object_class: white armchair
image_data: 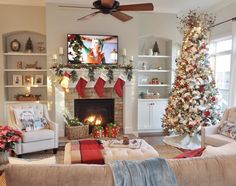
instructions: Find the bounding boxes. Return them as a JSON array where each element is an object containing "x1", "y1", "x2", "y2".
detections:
[
  {"x1": 7, "y1": 103, "x2": 59, "y2": 156},
  {"x1": 201, "y1": 107, "x2": 236, "y2": 147}
]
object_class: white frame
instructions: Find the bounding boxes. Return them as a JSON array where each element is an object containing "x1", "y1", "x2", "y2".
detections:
[
  {"x1": 24, "y1": 75, "x2": 33, "y2": 85},
  {"x1": 34, "y1": 75, "x2": 43, "y2": 85},
  {"x1": 13, "y1": 74, "x2": 22, "y2": 86}
]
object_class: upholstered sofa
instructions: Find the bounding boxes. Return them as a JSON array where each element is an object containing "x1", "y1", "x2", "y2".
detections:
[
  {"x1": 3, "y1": 155, "x2": 236, "y2": 186},
  {"x1": 201, "y1": 107, "x2": 236, "y2": 147}
]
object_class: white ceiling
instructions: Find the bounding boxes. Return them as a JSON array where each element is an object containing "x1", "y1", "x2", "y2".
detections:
[{"x1": 0, "y1": 0, "x2": 236, "y2": 13}]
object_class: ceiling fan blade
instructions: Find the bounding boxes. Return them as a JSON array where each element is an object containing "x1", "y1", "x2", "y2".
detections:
[
  {"x1": 111, "y1": 11, "x2": 133, "y2": 22},
  {"x1": 58, "y1": 5, "x2": 93, "y2": 9},
  {"x1": 101, "y1": 0, "x2": 115, "y2": 8},
  {"x1": 118, "y1": 3, "x2": 154, "y2": 11},
  {"x1": 77, "y1": 11, "x2": 101, "y2": 21}
]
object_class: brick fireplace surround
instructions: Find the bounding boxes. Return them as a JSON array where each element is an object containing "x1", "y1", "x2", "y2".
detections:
[{"x1": 65, "y1": 88, "x2": 123, "y2": 130}]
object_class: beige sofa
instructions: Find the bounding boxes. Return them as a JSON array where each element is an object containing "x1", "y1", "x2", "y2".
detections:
[{"x1": 4, "y1": 155, "x2": 236, "y2": 186}]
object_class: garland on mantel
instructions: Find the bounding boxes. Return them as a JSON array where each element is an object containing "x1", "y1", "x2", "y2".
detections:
[{"x1": 52, "y1": 63, "x2": 133, "y2": 84}]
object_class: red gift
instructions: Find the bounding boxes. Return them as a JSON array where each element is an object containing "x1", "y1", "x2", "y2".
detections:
[
  {"x1": 105, "y1": 123, "x2": 120, "y2": 138},
  {"x1": 93, "y1": 126, "x2": 104, "y2": 138}
]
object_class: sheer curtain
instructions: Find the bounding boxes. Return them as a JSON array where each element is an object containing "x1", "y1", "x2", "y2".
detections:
[{"x1": 229, "y1": 20, "x2": 236, "y2": 107}]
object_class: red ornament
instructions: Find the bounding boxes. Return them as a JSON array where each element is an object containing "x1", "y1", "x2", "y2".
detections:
[
  {"x1": 199, "y1": 85, "x2": 205, "y2": 93},
  {"x1": 211, "y1": 97, "x2": 216, "y2": 102},
  {"x1": 203, "y1": 110, "x2": 211, "y2": 118}
]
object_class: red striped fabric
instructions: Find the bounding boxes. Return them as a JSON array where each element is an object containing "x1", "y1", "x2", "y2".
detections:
[{"x1": 175, "y1": 148, "x2": 205, "y2": 159}]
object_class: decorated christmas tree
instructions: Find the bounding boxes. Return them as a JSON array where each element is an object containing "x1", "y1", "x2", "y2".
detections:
[{"x1": 162, "y1": 10, "x2": 222, "y2": 141}]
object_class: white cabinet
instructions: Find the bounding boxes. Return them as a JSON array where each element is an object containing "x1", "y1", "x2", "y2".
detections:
[
  {"x1": 138, "y1": 99, "x2": 167, "y2": 131},
  {"x1": 2, "y1": 31, "x2": 47, "y2": 104},
  {"x1": 136, "y1": 36, "x2": 172, "y2": 132}
]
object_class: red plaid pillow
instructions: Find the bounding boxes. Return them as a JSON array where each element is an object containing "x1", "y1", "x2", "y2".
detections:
[{"x1": 175, "y1": 148, "x2": 205, "y2": 159}]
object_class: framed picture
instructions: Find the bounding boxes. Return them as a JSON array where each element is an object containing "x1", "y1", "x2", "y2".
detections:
[
  {"x1": 35, "y1": 75, "x2": 43, "y2": 85},
  {"x1": 24, "y1": 75, "x2": 33, "y2": 85},
  {"x1": 13, "y1": 75, "x2": 22, "y2": 86}
]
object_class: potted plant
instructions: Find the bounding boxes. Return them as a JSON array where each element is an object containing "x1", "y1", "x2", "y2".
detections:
[
  {"x1": 64, "y1": 114, "x2": 89, "y2": 140},
  {"x1": 0, "y1": 126, "x2": 22, "y2": 171}
]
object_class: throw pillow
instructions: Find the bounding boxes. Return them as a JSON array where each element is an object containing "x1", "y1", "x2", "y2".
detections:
[
  {"x1": 8, "y1": 156, "x2": 56, "y2": 164},
  {"x1": 14, "y1": 108, "x2": 35, "y2": 132},
  {"x1": 34, "y1": 117, "x2": 50, "y2": 130},
  {"x1": 201, "y1": 142, "x2": 236, "y2": 157},
  {"x1": 218, "y1": 121, "x2": 236, "y2": 139}
]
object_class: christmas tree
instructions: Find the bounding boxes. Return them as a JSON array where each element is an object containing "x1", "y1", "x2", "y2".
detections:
[{"x1": 162, "y1": 10, "x2": 222, "y2": 137}]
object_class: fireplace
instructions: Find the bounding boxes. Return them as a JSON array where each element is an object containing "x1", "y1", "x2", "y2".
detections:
[{"x1": 74, "y1": 99, "x2": 114, "y2": 128}]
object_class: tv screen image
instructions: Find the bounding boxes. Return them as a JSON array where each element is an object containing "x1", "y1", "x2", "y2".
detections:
[{"x1": 67, "y1": 34, "x2": 118, "y2": 65}]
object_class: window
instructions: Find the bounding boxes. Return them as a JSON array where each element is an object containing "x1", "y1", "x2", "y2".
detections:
[{"x1": 209, "y1": 37, "x2": 232, "y2": 110}]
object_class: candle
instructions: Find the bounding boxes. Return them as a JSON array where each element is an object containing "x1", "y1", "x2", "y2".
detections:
[
  {"x1": 130, "y1": 56, "x2": 134, "y2": 61},
  {"x1": 122, "y1": 48, "x2": 127, "y2": 56},
  {"x1": 59, "y1": 47, "x2": 64, "y2": 55},
  {"x1": 52, "y1": 54, "x2": 58, "y2": 60}
]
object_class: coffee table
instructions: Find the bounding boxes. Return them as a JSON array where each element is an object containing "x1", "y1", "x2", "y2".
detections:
[{"x1": 64, "y1": 139, "x2": 159, "y2": 164}]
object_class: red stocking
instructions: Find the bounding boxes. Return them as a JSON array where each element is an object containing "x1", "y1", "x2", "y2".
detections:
[
  {"x1": 114, "y1": 75, "x2": 126, "y2": 97},
  {"x1": 94, "y1": 73, "x2": 107, "y2": 97},
  {"x1": 76, "y1": 76, "x2": 88, "y2": 97}
]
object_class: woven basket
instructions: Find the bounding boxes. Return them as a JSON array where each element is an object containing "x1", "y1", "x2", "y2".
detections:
[
  {"x1": 65, "y1": 125, "x2": 89, "y2": 140},
  {"x1": 144, "y1": 94, "x2": 160, "y2": 99}
]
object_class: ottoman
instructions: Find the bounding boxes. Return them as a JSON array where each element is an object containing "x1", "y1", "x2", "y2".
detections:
[{"x1": 64, "y1": 139, "x2": 159, "y2": 164}]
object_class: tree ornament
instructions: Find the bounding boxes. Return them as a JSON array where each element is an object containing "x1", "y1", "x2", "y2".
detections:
[{"x1": 25, "y1": 37, "x2": 33, "y2": 53}]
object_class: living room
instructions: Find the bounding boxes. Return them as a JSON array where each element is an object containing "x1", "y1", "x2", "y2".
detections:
[{"x1": 1, "y1": 0, "x2": 236, "y2": 186}]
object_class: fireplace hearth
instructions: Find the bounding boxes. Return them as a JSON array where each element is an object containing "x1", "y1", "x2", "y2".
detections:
[{"x1": 74, "y1": 99, "x2": 114, "y2": 128}]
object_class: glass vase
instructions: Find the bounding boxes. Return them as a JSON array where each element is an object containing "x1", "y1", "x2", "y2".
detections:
[{"x1": 0, "y1": 151, "x2": 9, "y2": 172}]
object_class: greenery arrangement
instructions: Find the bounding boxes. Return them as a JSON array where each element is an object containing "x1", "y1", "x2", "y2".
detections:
[{"x1": 64, "y1": 114, "x2": 84, "y2": 127}]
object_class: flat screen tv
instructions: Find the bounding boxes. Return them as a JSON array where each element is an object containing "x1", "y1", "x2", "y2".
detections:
[{"x1": 67, "y1": 34, "x2": 118, "y2": 65}]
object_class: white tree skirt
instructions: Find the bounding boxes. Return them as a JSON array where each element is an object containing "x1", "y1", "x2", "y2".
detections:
[{"x1": 163, "y1": 134, "x2": 201, "y2": 150}]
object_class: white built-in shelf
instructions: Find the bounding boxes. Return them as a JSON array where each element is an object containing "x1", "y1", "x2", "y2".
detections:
[
  {"x1": 137, "y1": 69, "x2": 170, "y2": 73},
  {"x1": 4, "y1": 69, "x2": 47, "y2": 72},
  {"x1": 5, "y1": 100, "x2": 48, "y2": 104},
  {"x1": 138, "y1": 55, "x2": 170, "y2": 58},
  {"x1": 5, "y1": 85, "x2": 47, "y2": 88},
  {"x1": 138, "y1": 84, "x2": 170, "y2": 87},
  {"x1": 3, "y1": 52, "x2": 47, "y2": 56}
]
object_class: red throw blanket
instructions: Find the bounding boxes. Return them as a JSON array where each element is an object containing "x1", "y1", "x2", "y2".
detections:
[
  {"x1": 79, "y1": 140, "x2": 104, "y2": 164},
  {"x1": 175, "y1": 147, "x2": 205, "y2": 159}
]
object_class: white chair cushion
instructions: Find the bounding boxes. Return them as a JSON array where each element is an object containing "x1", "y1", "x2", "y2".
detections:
[
  {"x1": 205, "y1": 134, "x2": 235, "y2": 147},
  {"x1": 201, "y1": 142, "x2": 236, "y2": 157},
  {"x1": 22, "y1": 129, "x2": 54, "y2": 143}
]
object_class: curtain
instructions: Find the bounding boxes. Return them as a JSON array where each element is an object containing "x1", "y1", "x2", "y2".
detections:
[{"x1": 229, "y1": 20, "x2": 236, "y2": 107}]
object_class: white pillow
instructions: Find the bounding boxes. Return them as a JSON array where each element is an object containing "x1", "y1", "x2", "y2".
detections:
[
  {"x1": 8, "y1": 156, "x2": 56, "y2": 164},
  {"x1": 14, "y1": 108, "x2": 35, "y2": 131},
  {"x1": 201, "y1": 142, "x2": 236, "y2": 157}
]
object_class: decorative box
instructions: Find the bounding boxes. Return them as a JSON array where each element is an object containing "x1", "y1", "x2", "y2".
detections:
[
  {"x1": 93, "y1": 125, "x2": 105, "y2": 138},
  {"x1": 105, "y1": 123, "x2": 120, "y2": 138},
  {"x1": 15, "y1": 94, "x2": 41, "y2": 101},
  {"x1": 65, "y1": 125, "x2": 89, "y2": 140}
]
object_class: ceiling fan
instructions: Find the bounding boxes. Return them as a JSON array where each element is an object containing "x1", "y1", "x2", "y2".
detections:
[{"x1": 59, "y1": 0, "x2": 154, "y2": 22}]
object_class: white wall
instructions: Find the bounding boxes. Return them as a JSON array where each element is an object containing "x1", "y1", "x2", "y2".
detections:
[
  {"x1": 0, "y1": 5, "x2": 45, "y2": 123},
  {"x1": 46, "y1": 3, "x2": 181, "y2": 135},
  {"x1": 211, "y1": 2, "x2": 236, "y2": 39}
]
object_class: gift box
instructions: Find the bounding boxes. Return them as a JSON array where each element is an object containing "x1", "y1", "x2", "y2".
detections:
[
  {"x1": 105, "y1": 123, "x2": 120, "y2": 138},
  {"x1": 65, "y1": 125, "x2": 89, "y2": 140},
  {"x1": 93, "y1": 125, "x2": 105, "y2": 138}
]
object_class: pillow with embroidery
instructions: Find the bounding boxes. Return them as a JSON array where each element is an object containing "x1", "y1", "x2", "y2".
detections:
[
  {"x1": 34, "y1": 117, "x2": 50, "y2": 130},
  {"x1": 218, "y1": 121, "x2": 236, "y2": 139},
  {"x1": 14, "y1": 108, "x2": 35, "y2": 132}
]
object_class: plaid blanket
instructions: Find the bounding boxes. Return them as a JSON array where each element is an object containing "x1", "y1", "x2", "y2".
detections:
[{"x1": 175, "y1": 148, "x2": 205, "y2": 159}]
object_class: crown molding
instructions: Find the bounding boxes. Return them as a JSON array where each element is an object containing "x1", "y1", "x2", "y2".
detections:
[{"x1": 0, "y1": 0, "x2": 45, "y2": 6}]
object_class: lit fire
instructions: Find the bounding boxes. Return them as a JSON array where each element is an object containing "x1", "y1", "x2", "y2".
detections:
[{"x1": 84, "y1": 115, "x2": 103, "y2": 126}]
